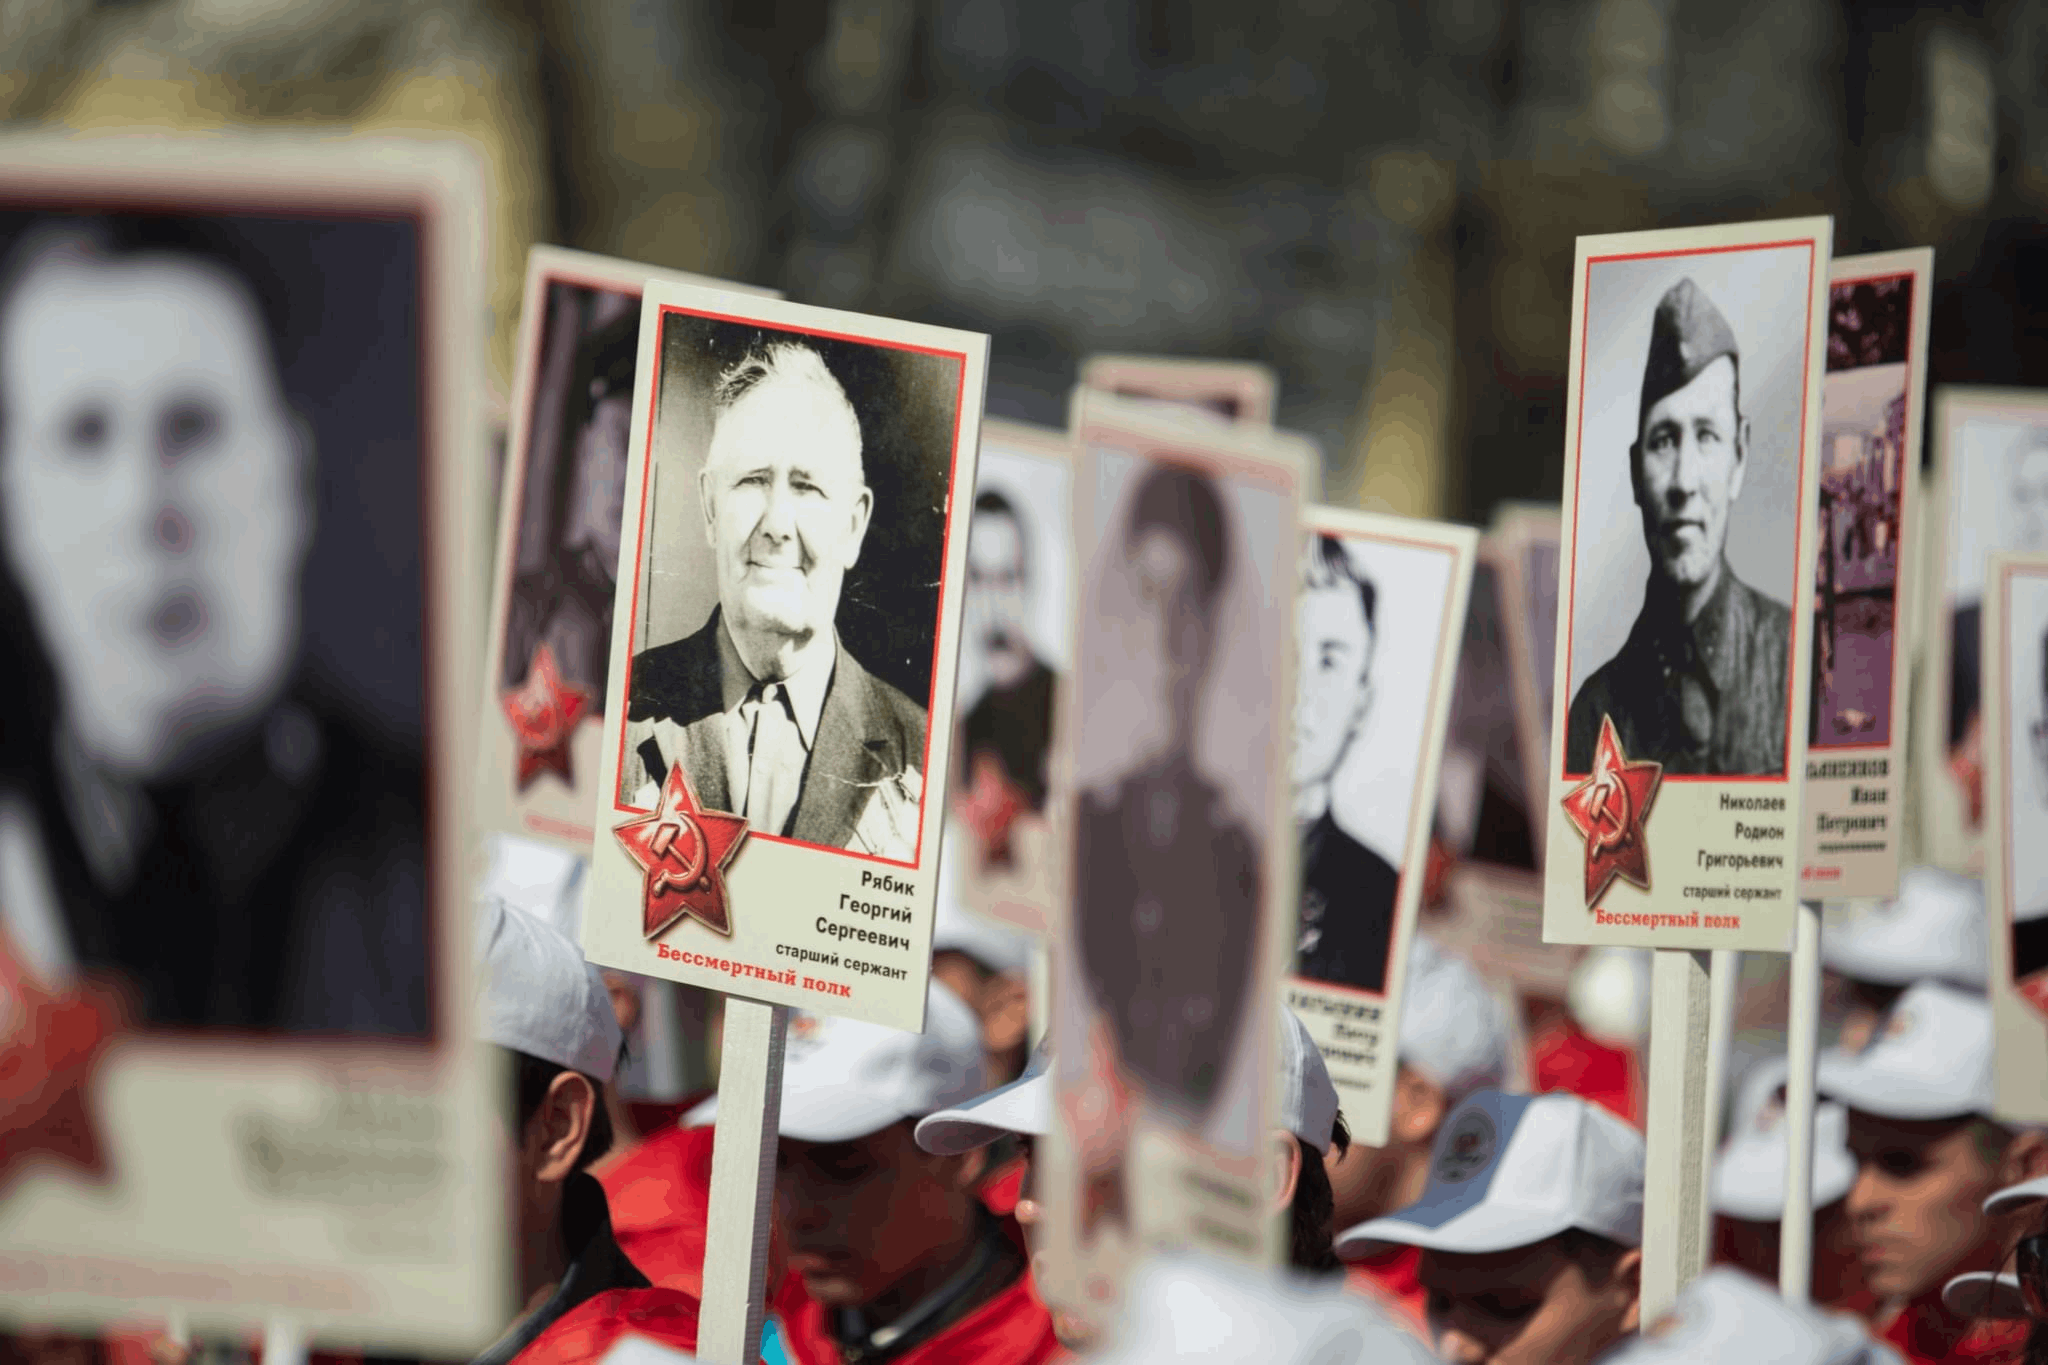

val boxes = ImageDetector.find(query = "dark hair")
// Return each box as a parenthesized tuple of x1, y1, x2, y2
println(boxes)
(972, 489, 1030, 579)
(510, 1048, 614, 1174)
(1124, 461, 1229, 605)
(1555, 1227, 1632, 1282)
(1305, 532, 1378, 639)
(1290, 1134, 1342, 1275)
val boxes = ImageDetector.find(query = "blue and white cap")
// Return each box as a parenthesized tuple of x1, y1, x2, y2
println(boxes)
(1601, 1268, 1903, 1365)
(1334, 1089, 1643, 1258)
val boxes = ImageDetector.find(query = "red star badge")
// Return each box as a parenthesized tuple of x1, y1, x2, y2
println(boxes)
(502, 643, 595, 791)
(615, 761, 748, 939)
(1561, 715, 1662, 907)
(0, 937, 122, 1193)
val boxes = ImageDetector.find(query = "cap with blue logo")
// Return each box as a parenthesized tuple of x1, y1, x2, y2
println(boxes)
(1334, 1089, 1643, 1259)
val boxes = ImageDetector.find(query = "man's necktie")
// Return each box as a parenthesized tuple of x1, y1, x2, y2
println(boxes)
(743, 681, 800, 835)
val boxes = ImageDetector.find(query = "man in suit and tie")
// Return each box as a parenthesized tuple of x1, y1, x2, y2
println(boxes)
(622, 339, 926, 861)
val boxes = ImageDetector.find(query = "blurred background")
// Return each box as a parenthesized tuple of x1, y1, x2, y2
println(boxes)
(7, 0, 2044, 523)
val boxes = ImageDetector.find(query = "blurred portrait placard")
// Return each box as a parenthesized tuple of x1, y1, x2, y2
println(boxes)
(1919, 387, 2048, 876)
(582, 283, 989, 1033)
(949, 418, 1073, 934)
(1978, 552, 2048, 1122)
(0, 134, 502, 1348)
(1078, 354, 1277, 426)
(1797, 249, 1930, 900)
(1041, 392, 1308, 1330)
(475, 246, 776, 852)
(1543, 219, 1830, 951)
(1493, 503, 1563, 826)
(1283, 508, 1476, 1148)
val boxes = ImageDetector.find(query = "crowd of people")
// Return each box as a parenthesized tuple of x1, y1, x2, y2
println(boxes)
(381, 842, 2041, 1365)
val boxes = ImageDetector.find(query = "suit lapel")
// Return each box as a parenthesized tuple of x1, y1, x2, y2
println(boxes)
(789, 644, 897, 849)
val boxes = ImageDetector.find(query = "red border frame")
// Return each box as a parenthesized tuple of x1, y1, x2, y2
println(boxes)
(610, 303, 971, 871)
(0, 188, 448, 1055)
(1560, 238, 1819, 783)
(1809, 267, 1919, 754)
(1291, 528, 1465, 1005)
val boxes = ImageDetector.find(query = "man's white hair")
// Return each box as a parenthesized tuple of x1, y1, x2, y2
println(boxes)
(710, 339, 864, 474)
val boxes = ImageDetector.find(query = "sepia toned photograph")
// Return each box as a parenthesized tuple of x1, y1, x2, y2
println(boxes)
(1545, 219, 1827, 953)
(615, 312, 965, 864)
(1564, 246, 1814, 779)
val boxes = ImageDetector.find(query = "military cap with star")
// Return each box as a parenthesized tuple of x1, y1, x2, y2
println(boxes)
(1639, 276, 1740, 422)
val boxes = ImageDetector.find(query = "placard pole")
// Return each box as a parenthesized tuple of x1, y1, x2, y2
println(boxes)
(1779, 900, 1823, 1303)
(1697, 949, 1740, 1266)
(699, 996, 790, 1364)
(1641, 947, 1713, 1321)
(1027, 942, 1050, 1051)
(261, 1316, 307, 1365)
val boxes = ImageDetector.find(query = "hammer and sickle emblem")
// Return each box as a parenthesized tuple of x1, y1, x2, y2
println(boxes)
(648, 814, 709, 898)
(1585, 755, 1633, 856)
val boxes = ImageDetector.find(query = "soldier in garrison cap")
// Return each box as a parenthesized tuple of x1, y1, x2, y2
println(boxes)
(1566, 276, 1793, 776)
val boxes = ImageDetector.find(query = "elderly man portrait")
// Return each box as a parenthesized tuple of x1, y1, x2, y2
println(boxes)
(1566, 276, 1792, 776)
(1292, 534, 1399, 993)
(623, 338, 926, 862)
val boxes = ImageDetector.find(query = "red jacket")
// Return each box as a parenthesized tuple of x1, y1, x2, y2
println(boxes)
(772, 1228, 1062, 1365)
(1344, 1245, 1429, 1339)
(602, 1124, 718, 1297)
(1878, 1289, 2028, 1365)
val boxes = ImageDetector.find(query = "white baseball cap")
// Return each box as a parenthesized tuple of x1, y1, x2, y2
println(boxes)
(474, 893, 621, 1083)
(1399, 935, 1513, 1101)
(1822, 867, 1987, 990)
(1335, 1089, 1643, 1259)
(692, 980, 985, 1143)
(1089, 1253, 1437, 1365)
(1941, 1269, 2028, 1321)
(911, 1004, 1343, 1155)
(1816, 980, 1994, 1120)
(1710, 1055, 1858, 1221)
(1602, 1268, 1904, 1365)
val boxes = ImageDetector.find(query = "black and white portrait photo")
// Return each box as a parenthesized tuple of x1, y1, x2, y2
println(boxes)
(2002, 570, 2048, 984)
(1565, 249, 1814, 778)
(1291, 530, 1459, 995)
(616, 314, 964, 865)
(1938, 395, 2048, 834)
(952, 426, 1071, 873)
(0, 206, 439, 1039)
(500, 278, 638, 719)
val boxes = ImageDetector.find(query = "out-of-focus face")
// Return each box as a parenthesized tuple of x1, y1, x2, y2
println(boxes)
(965, 507, 1032, 688)
(698, 370, 870, 668)
(1124, 526, 1211, 749)
(0, 252, 308, 779)
(774, 1120, 968, 1310)
(1843, 1110, 2003, 1299)
(1420, 1241, 1639, 1365)
(2012, 443, 2048, 554)
(1292, 575, 1374, 792)
(1632, 356, 1745, 593)
(567, 390, 633, 579)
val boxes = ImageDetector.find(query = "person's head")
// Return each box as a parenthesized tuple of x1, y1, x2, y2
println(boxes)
(1819, 979, 2048, 1300)
(1708, 1059, 1865, 1308)
(1630, 277, 1748, 598)
(1273, 1005, 1350, 1275)
(0, 218, 312, 780)
(1336, 1090, 1645, 1365)
(1291, 534, 1377, 797)
(698, 338, 870, 676)
(559, 305, 640, 579)
(966, 489, 1035, 689)
(1119, 460, 1229, 749)
(474, 895, 625, 1303)
(929, 885, 1033, 1086)
(1327, 938, 1512, 1229)
(741, 982, 985, 1314)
